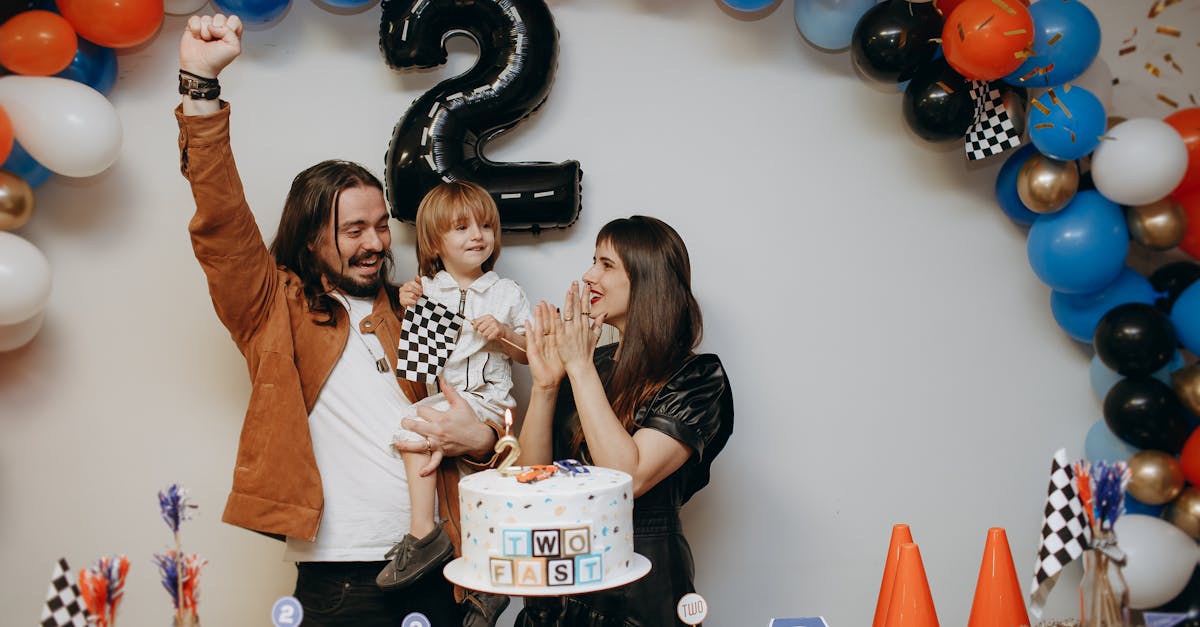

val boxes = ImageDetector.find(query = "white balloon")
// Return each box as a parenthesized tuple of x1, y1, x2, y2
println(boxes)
(164, 0, 210, 15)
(1114, 514, 1200, 609)
(0, 232, 51, 325)
(0, 76, 123, 178)
(0, 311, 44, 352)
(1070, 57, 1113, 113)
(1091, 118, 1188, 206)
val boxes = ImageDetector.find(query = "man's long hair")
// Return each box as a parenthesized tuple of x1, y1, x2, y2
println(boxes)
(268, 160, 391, 325)
(571, 216, 703, 455)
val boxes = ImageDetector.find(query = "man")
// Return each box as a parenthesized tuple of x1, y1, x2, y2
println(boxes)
(176, 14, 506, 626)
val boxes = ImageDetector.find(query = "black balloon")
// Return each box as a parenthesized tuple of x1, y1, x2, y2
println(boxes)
(1103, 377, 1192, 454)
(902, 57, 974, 142)
(379, 0, 581, 232)
(1150, 261, 1200, 313)
(1094, 303, 1177, 377)
(0, 3, 40, 26)
(1149, 565, 1199, 626)
(851, 0, 942, 83)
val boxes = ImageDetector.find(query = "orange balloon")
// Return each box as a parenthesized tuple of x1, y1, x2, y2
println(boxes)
(941, 0, 1034, 81)
(0, 106, 11, 165)
(57, 0, 164, 49)
(0, 10, 79, 76)
(1165, 107, 1200, 196)
(1181, 429, 1200, 487)
(1179, 188, 1200, 259)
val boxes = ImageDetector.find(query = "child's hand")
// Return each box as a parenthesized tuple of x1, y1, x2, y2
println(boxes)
(398, 277, 422, 308)
(472, 315, 506, 341)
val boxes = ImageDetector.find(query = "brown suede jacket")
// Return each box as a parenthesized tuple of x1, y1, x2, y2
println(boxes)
(175, 103, 496, 555)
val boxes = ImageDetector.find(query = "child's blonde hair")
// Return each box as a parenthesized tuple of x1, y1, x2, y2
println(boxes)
(415, 180, 502, 278)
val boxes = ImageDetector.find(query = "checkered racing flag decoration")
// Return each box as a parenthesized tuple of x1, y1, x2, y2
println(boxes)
(41, 558, 89, 627)
(397, 295, 462, 383)
(1028, 448, 1091, 619)
(965, 80, 1022, 161)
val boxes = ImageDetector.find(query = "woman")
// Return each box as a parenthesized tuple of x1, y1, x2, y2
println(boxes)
(515, 216, 734, 626)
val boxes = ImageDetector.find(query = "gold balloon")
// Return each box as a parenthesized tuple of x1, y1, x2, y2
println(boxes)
(1017, 154, 1079, 214)
(1171, 364, 1200, 417)
(0, 170, 34, 231)
(1127, 449, 1185, 505)
(1126, 197, 1187, 250)
(1166, 486, 1200, 540)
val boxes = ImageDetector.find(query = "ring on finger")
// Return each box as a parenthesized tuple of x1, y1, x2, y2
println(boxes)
(424, 437, 432, 454)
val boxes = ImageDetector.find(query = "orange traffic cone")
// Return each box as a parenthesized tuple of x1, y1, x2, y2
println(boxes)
(884, 542, 939, 627)
(873, 523, 914, 627)
(967, 528, 1030, 627)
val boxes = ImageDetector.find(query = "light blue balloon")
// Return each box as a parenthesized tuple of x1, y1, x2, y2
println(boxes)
(1089, 351, 1181, 402)
(1027, 190, 1128, 294)
(1002, 0, 1101, 88)
(795, 0, 880, 51)
(1170, 282, 1200, 354)
(1029, 86, 1107, 160)
(995, 143, 1042, 226)
(1050, 267, 1158, 342)
(1084, 419, 1139, 462)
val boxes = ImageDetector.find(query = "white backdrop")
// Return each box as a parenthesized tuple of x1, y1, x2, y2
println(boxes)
(1, 1, 1196, 625)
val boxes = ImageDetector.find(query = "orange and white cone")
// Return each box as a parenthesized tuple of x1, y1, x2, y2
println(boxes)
(967, 528, 1030, 627)
(873, 523, 914, 627)
(884, 542, 939, 627)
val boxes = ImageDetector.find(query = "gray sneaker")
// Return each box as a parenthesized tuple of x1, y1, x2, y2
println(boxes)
(375, 526, 453, 590)
(461, 590, 510, 627)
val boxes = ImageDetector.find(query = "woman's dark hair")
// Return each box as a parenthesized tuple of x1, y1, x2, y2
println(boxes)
(268, 160, 389, 325)
(573, 216, 703, 452)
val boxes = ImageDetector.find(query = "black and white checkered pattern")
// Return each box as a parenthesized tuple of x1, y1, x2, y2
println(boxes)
(41, 558, 89, 627)
(1028, 448, 1091, 619)
(397, 295, 462, 383)
(966, 80, 1022, 161)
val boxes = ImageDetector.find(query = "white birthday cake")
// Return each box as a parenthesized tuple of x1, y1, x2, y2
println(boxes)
(444, 463, 651, 595)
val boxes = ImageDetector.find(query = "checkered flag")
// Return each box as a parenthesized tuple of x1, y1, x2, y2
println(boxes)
(1028, 448, 1091, 619)
(397, 295, 462, 383)
(40, 558, 89, 627)
(965, 80, 1022, 161)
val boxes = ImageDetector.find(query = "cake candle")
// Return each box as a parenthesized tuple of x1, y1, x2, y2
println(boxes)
(495, 408, 521, 476)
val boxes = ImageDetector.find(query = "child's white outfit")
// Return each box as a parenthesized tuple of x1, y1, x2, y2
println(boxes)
(392, 270, 532, 443)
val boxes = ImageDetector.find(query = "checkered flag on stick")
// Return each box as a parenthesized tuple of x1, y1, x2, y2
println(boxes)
(1028, 447, 1091, 619)
(965, 80, 1023, 161)
(40, 558, 89, 627)
(397, 295, 462, 383)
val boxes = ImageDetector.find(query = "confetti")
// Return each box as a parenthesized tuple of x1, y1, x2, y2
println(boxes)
(936, 81, 954, 93)
(1165, 53, 1183, 73)
(1047, 32, 1063, 46)
(1123, 28, 1138, 44)
(1158, 93, 1180, 107)
(991, 0, 1016, 15)
(1034, 123, 1055, 130)
(1032, 99, 1052, 115)
(1004, 28, 1028, 37)
(1149, 0, 1166, 18)
(1156, 26, 1182, 37)
(1119, 45, 1138, 56)
(1048, 89, 1073, 118)
(1146, 62, 1162, 77)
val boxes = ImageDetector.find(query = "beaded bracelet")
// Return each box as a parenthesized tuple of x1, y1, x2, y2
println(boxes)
(178, 69, 220, 100)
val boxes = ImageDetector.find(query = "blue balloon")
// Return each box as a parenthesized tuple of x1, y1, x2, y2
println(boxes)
(1027, 190, 1128, 293)
(1051, 267, 1158, 342)
(211, 0, 291, 24)
(1089, 351, 1181, 403)
(721, 0, 775, 10)
(995, 143, 1042, 226)
(1029, 87, 1107, 160)
(1002, 0, 1100, 89)
(1123, 493, 1165, 518)
(54, 39, 117, 96)
(2, 141, 52, 188)
(795, 0, 880, 51)
(1170, 282, 1200, 354)
(1084, 419, 1139, 462)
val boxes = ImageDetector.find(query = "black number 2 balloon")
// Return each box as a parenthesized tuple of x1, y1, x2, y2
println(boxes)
(380, 0, 582, 232)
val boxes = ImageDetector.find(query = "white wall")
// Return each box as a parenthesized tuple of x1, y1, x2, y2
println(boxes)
(1, 1, 1194, 625)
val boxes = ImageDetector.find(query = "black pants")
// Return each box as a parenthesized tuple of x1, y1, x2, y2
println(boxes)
(294, 561, 463, 627)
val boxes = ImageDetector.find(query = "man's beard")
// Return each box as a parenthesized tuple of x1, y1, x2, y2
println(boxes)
(321, 249, 392, 298)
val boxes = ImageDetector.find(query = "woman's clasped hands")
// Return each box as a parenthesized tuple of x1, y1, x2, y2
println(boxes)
(525, 281, 606, 388)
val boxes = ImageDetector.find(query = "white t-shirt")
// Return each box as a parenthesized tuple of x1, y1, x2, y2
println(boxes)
(283, 294, 417, 562)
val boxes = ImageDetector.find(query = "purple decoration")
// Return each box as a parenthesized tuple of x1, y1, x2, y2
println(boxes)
(157, 484, 197, 533)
